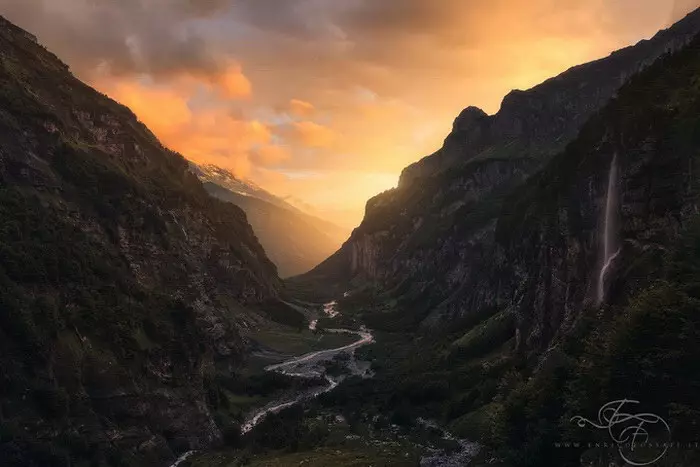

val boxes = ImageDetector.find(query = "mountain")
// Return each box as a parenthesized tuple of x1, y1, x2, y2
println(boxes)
(190, 163, 300, 213)
(305, 8, 700, 338)
(401, 9, 700, 185)
(309, 14, 700, 467)
(192, 164, 347, 277)
(0, 16, 291, 466)
(5, 8, 700, 467)
(454, 30, 700, 465)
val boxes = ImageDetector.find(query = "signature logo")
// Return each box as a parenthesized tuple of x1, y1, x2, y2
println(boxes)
(571, 399, 671, 466)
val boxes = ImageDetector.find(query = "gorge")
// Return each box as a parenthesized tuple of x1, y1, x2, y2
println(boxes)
(3, 6, 700, 467)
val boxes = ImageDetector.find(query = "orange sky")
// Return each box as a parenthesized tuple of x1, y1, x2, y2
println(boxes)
(1, 0, 697, 229)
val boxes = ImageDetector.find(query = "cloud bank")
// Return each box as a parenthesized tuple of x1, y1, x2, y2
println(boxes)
(0, 0, 692, 227)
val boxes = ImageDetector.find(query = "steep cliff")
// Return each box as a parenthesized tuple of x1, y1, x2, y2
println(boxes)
(495, 37, 700, 351)
(307, 9, 700, 340)
(401, 9, 700, 184)
(473, 34, 700, 466)
(313, 20, 700, 467)
(0, 16, 280, 466)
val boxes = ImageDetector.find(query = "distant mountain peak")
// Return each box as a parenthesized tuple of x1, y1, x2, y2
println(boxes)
(190, 162, 294, 210)
(190, 162, 347, 277)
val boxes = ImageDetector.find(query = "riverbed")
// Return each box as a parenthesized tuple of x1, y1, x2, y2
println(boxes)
(240, 301, 374, 434)
(183, 300, 479, 467)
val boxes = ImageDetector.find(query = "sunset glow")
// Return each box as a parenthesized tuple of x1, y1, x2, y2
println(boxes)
(2, 0, 696, 227)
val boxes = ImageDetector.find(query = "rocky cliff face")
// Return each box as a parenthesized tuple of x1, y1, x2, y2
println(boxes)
(401, 10, 700, 185)
(308, 9, 700, 349)
(494, 43, 700, 352)
(0, 16, 280, 466)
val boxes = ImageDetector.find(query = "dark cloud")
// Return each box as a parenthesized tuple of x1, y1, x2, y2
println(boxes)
(0, 0, 231, 77)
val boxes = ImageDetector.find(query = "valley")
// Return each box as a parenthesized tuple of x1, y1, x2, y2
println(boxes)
(241, 302, 374, 435)
(183, 298, 485, 467)
(3, 6, 700, 467)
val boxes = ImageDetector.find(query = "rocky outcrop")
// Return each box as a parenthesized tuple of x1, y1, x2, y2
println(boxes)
(0, 16, 280, 466)
(307, 9, 700, 353)
(401, 10, 700, 185)
(494, 43, 700, 350)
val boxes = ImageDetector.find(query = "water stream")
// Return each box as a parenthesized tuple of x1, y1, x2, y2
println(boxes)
(240, 301, 374, 434)
(168, 450, 196, 467)
(171, 300, 482, 465)
(417, 419, 481, 466)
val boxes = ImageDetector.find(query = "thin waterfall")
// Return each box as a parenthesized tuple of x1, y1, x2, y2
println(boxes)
(597, 154, 621, 305)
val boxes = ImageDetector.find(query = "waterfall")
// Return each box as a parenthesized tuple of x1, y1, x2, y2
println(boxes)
(597, 154, 621, 305)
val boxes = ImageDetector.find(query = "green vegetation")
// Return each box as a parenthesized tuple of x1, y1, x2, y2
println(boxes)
(292, 33, 700, 467)
(0, 16, 283, 467)
(249, 328, 358, 358)
(451, 310, 515, 357)
(191, 445, 416, 467)
(254, 300, 306, 329)
(192, 448, 416, 467)
(487, 236, 700, 466)
(5, 11, 700, 467)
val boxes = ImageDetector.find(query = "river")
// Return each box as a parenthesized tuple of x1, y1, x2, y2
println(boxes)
(240, 301, 374, 434)
(173, 300, 478, 466)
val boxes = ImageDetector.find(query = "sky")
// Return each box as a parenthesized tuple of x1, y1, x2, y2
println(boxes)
(0, 0, 697, 228)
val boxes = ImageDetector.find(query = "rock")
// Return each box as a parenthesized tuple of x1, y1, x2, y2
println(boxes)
(302, 9, 700, 356)
(0, 15, 281, 467)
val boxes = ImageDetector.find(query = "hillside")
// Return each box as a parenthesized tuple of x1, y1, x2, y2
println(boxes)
(5, 6, 700, 467)
(190, 164, 300, 213)
(192, 164, 347, 277)
(0, 15, 284, 467)
(304, 8, 700, 336)
(312, 19, 700, 467)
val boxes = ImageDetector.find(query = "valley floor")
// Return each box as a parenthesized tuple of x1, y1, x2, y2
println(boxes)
(181, 298, 483, 467)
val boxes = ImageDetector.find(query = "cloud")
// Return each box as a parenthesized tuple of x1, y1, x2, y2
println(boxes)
(251, 145, 292, 166)
(288, 121, 337, 148)
(1, 0, 688, 217)
(214, 65, 253, 99)
(97, 76, 268, 177)
(0, 0, 233, 79)
(289, 99, 315, 118)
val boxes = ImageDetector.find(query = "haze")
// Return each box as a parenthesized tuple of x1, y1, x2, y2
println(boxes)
(1, 0, 695, 229)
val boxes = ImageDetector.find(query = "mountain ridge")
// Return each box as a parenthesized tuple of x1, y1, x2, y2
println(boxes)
(309, 17, 700, 467)
(400, 8, 700, 185)
(305, 9, 700, 342)
(192, 163, 347, 277)
(0, 15, 284, 466)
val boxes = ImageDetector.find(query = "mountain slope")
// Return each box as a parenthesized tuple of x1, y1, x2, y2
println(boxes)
(192, 164, 347, 277)
(401, 9, 700, 185)
(190, 163, 299, 213)
(304, 9, 700, 335)
(317, 22, 700, 467)
(0, 16, 282, 466)
(470, 28, 700, 465)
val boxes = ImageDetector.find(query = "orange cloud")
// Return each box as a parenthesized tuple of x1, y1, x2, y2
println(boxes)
(101, 80, 193, 137)
(171, 63, 252, 100)
(210, 64, 253, 99)
(291, 121, 337, 148)
(96, 77, 267, 177)
(289, 99, 315, 117)
(252, 145, 291, 166)
(3, 0, 684, 220)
